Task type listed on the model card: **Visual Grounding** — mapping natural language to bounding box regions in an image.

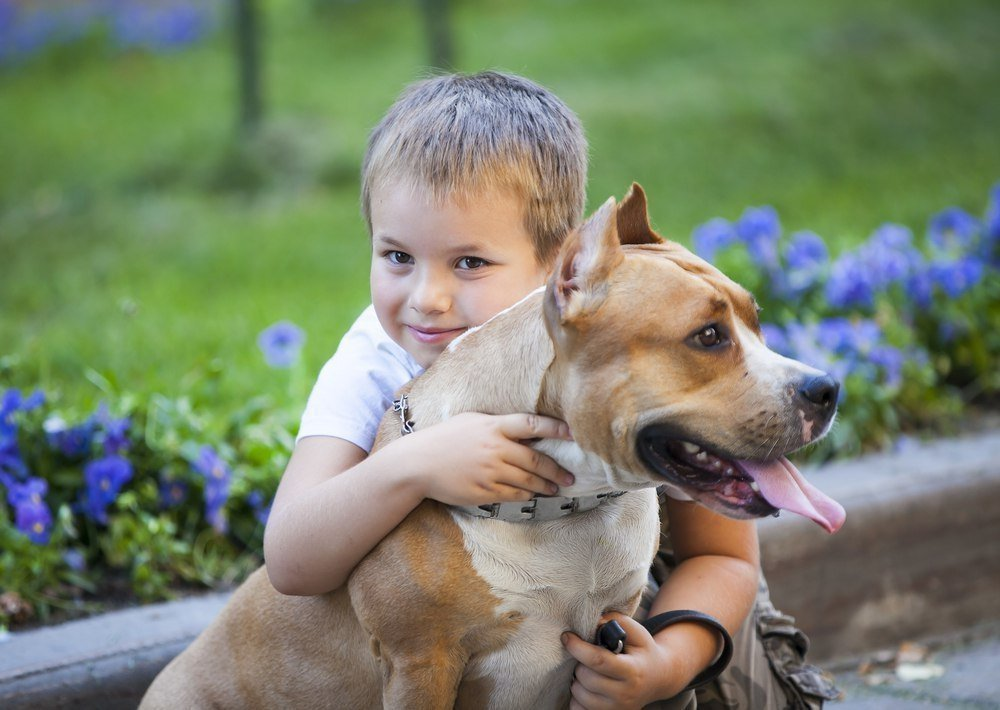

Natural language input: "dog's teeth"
[724,467,735,477]
[695,451,709,462]
[682,442,700,454]
[750,481,761,492]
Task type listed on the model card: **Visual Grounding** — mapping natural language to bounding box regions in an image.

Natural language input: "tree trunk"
[417,0,454,70]
[234,0,263,136]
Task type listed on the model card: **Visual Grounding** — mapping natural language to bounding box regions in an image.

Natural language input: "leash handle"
[595,610,734,693]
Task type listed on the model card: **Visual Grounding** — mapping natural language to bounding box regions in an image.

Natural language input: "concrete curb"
[760,428,1000,664]
[1,429,998,706]
[0,593,229,709]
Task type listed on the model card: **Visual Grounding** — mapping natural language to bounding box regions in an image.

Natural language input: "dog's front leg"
[375,639,467,709]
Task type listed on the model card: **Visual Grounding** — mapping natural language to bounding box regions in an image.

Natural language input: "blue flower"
[869,345,905,387]
[258,321,306,369]
[63,549,87,572]
[82,455,134,525]
[760,323,790,356]
[824,252,875,310]
[692,218,738,264]
[904,266,934,309]
[864,224,923,289]
[193,446,231,533]
[986,182,1000,241]
[928,207,981,255]
[735,206,781,269]
[44,416,97,459]
[158,474,188,510]
[781,231,828,295]
[929,257,985,298]
[246,490,271,526]
[7,477,52,544]
[0,389,29,480]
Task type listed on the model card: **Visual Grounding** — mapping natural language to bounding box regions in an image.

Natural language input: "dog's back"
[141,568,381,709]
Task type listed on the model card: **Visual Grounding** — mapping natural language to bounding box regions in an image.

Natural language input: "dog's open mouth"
[638,426,845,533]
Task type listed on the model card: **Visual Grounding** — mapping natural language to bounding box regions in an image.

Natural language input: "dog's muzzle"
[636,424,845,533]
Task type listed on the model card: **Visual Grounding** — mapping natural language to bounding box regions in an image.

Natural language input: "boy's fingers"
[561,632,628,681]
[499,413,573,441]
[507,445,574,488]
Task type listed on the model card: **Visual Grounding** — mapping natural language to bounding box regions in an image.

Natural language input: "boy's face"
[370,181,548,368]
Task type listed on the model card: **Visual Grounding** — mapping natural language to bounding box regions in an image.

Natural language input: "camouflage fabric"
[643,533,840,709]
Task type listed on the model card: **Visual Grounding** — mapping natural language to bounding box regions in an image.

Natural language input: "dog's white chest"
[450,487,660,708]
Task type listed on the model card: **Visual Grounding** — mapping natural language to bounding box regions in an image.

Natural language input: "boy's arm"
[562,499,758,708]
[263,412,574,596]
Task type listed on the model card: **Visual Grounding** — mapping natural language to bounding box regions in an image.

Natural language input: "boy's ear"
[616,182,664,246]
[549,196,623,323]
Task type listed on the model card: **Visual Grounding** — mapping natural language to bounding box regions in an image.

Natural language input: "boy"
[264,71,831,708]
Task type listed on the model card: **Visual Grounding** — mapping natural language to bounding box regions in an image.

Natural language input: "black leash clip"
[597,619,627,654]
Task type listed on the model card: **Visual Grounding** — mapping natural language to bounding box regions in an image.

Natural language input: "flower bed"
[1,183,997,631]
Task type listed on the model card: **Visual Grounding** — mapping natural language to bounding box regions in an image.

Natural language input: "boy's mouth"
[406,325,467,345]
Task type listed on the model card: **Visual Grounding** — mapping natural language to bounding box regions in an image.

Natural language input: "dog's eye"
[695,326,724,348]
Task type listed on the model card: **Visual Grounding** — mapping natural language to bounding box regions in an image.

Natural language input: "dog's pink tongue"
[741,457,845,533]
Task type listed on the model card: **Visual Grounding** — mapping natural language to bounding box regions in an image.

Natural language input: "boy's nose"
[410,274,451,315]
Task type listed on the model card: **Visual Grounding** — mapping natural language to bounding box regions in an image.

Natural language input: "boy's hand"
[398,412,575,506]
[562,614,681,710]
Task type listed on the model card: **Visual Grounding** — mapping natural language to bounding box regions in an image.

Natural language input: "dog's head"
[542,184,844,533]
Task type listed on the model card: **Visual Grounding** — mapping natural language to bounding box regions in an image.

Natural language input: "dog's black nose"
[798,374,839,411]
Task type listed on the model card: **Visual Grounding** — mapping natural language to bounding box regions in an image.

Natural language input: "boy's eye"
[386,251,413,265]
[456,256,488,270]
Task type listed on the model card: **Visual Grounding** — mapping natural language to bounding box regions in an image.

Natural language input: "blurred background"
[2,0,999,414]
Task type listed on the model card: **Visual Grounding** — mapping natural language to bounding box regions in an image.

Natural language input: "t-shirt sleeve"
[297,306,422,452]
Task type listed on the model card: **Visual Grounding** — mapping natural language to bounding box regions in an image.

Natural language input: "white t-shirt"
[297,305,423,452]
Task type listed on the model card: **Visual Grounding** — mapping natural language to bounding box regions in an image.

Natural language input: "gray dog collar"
[455,491,627,522]
[391,395,627,522]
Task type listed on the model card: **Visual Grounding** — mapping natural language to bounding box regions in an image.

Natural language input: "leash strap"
[597,610,734,692]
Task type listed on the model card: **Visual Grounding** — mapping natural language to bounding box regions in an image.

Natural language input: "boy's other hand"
[562,614,680,709]
[394,412,575,506]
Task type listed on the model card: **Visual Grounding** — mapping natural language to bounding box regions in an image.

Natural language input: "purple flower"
[824,252,875,310]
[193,446,231,533]
[258,321,306,369]
[736,206,781,269]
[781,231,828,295]
[928,207,980,255]
[82,455,134,525]
[7,477,52,544]
[692,218,738,264]
[44,416,97,459]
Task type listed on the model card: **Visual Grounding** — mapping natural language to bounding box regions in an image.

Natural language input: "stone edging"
[2,429,998,707]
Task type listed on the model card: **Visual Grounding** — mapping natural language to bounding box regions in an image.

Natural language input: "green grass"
[2,0,999,411]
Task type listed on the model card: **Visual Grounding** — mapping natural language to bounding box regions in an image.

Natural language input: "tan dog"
[141,185,844,709]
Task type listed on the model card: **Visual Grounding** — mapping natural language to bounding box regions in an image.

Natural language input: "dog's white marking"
[451,487,660,708]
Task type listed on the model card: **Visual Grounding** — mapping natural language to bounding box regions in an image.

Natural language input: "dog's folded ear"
[617,183,664,246]
[548,196,624,325]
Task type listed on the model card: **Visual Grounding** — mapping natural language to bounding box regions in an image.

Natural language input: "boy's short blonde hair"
[361,71,587,265]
